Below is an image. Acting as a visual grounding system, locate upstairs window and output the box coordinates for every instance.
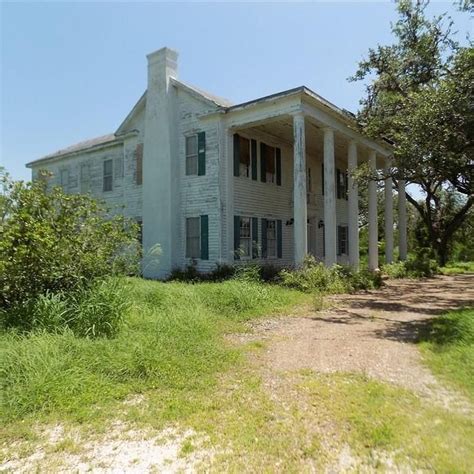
[80,163,90,193]
[60,169,69,190]
[239,136,251,178]
[262,144,276,183]
[103,159,113,192]
[185,135,198,175]
[336,169,348,200]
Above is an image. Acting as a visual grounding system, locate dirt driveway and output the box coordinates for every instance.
[255,274,474,412]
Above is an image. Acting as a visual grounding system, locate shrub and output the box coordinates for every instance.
[169,261,201,282]
[280,256,382,294]
[0,170,140,314]
[0,279,129,338]
[383,251,439,279]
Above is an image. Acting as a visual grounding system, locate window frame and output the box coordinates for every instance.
[103,159,113,192]
[338,225,349,256]
[185,217,201,259]
[60,168,69,189]
[239,216,253,259]
[266,219,277,258]
[238,135,251,179]
[185,135,198,176]
[263,144,277,184]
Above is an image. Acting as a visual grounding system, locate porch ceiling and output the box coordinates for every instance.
[245,115,373,163]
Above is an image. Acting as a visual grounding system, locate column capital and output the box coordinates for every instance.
[291,111,306,119]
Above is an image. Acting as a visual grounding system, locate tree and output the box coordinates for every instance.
[0,169,140,311]
[351,0,473,265]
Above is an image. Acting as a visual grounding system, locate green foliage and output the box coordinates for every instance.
[1,279,129,338]
[0,170,140,313]
[383,251,439,279]
[419,307,474,399]
[352,1,473,265]
[0,278,304,422]
[280,256,382,294]
[440,261,474,275]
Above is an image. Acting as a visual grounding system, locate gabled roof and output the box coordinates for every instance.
[27,134,120,167]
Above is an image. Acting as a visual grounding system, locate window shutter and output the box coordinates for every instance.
[233,134,240,177]
[200,215,209,260]
[321,163,325,195]
[261,218,268,258]
[136,144,143,185]
[276,148,282,186]
[115,156,124,179]
[260,143,267,183]
[252,217,258,259]
[345,172,348,201]
[336,169,341,199]
[251,139,257,180]
[234,215,240,260]
[337,226,341,256]
[198,132,206,176]
[277,220,283,258]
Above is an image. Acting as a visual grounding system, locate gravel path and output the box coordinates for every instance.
[257,274,474,412]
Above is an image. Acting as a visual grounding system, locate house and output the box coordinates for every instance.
[27,47,408,279]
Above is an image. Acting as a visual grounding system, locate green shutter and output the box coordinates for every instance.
[321,163,325,195]
[261,218,268,258]
[200,215,209,260]
[345,172,348,201]
[233,134,240,177]
[198,132,206,176]
[276,148,282,186]
[260,143,267,183]
[234,215,240,260]
[336,169,341,199]
[277,220,282,258]
[337,225,341,256]
[251,139,257,180]
[252,217,258,259]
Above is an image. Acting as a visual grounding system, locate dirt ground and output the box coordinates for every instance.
[253,274,474,413]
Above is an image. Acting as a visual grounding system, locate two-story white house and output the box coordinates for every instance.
[27,47,408,279]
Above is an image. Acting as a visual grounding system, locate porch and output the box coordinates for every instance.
[221,87,407,270]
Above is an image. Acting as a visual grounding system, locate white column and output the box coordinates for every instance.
[323,128,337,266]
[293,113,307,266]
[368,150,379,271]
[384,158,394,264]
[348,140,359,269]
[226,129,235,262]
[398,178,408,261]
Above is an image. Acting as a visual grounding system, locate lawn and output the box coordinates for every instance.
[418,307,474,400]
[1,277,473,471]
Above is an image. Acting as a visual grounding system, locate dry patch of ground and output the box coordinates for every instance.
[257,274,473,413]
[1,422,214,473]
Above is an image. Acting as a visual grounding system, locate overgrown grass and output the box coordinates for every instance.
[440,261,474,275]
[299,372,474,472]
[418,307,474,400]
[0,278,305,425]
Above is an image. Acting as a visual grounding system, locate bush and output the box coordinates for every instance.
[383,251,439,279]
[280,256,382,294]
[0,170,140,316]
[1,279,129,338]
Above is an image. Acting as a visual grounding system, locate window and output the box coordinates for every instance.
[307,167,312,192]
[239,217,252,258]
[103,159,113,192]
[238,136,251,178]
[136,144,143,185]
[338,225,348,256]
[262,144,276,183]
[266,220,277,258]
[337,169,348,200]
[186,217,200,258]
[185,135,198,175]
[60,169,69,189]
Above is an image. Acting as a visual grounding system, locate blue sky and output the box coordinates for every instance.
[1,1,471,181]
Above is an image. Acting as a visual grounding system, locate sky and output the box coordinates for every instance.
[1,1,471,181]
